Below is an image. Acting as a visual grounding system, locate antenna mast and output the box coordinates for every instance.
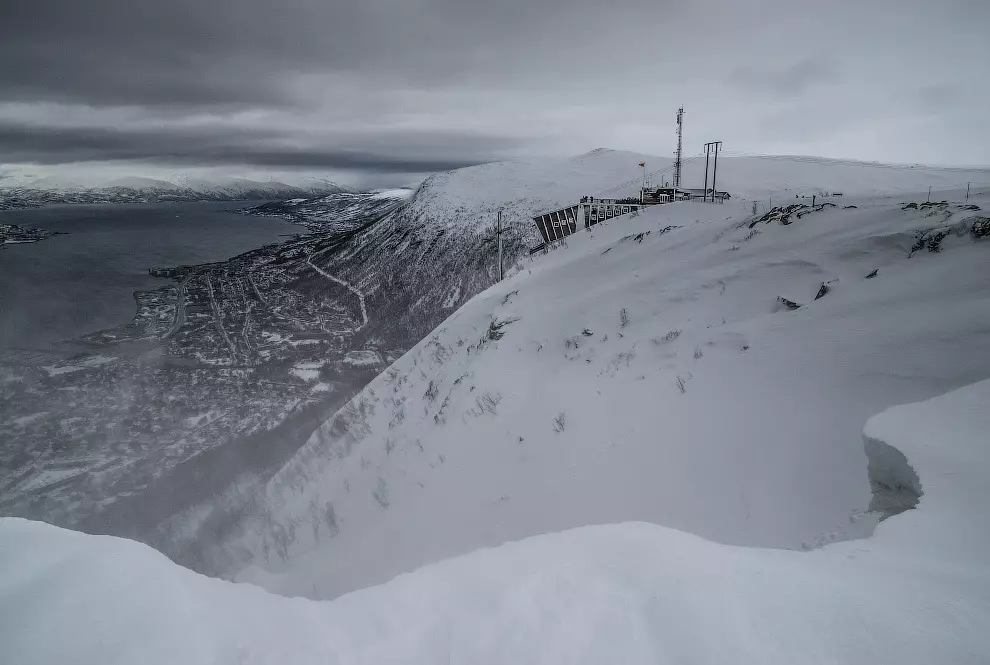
[674,107,684,189]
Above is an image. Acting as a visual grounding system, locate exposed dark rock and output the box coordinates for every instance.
[967,216,990,239]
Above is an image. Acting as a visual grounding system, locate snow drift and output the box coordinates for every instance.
[2,378,989,664]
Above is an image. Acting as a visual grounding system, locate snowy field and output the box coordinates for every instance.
[2,377,988,664]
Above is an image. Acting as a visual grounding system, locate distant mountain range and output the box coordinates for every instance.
[0,175,349,208]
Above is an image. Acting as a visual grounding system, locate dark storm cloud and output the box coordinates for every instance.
[728,57,837,98]
[1,0,988,176]
[0,120,509,172]
[0,0,632,110]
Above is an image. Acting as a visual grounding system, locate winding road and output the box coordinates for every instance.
[306,254,369,333]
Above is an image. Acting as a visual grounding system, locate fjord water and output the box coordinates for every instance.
[0,202,301,350]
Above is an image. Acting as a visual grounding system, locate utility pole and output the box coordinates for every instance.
[966,182,970,202]
[928,186,931,203]
[703,143,711,203]
[710,140,722,203]
[674,107,684,191]
[703,141,723,202]
[496,209,504,282]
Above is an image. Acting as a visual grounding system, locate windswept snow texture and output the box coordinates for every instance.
[225,190,990,598]
[247,190,411,232]
[2,379,989,665]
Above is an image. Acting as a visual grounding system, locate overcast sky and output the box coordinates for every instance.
[1,0,988,188]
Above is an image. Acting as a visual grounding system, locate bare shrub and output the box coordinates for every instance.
[653,330,682,345]
[676,375,687,393]
[501,290,519,306]
[389,404,405,429]
[324,502,339,537]
[693,346,703,359]
[372,478,389,509]
[424,380,439,402]
[486,316,519,341]
[553,411,566,433]
[384,436,396,455]
[308,499,322,543]
[434,394,451,425]
[620,308,630,329]
[467,391,502,417]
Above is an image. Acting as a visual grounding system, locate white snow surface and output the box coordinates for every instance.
[2,377,989,664]
[371,188,415,200]
[228,192,990,599]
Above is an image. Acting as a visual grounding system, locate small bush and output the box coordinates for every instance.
[553,411,566,433]
[324,502,339,537]
[372,478,389,509]
[620,308,630,329]
[474,392,502,416]
[676,375,687,394]
[693,346,703,359]
[653,329,682,345]
[485,316,519,342]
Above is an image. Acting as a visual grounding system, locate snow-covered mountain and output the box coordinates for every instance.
[0,174,348,206]
[246,189,415,232]
[107,150,986,579]
[3,193,990,663]
[214,186,990,599]
[4,151,990,663]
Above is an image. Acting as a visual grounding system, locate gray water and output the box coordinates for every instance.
[0,202,302,350]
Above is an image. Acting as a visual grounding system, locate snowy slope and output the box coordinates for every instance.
[247,190,414,232]
[410,148,990,209]
[2,378,989,664]
[221,190,990,598]
[674,153,990,199]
